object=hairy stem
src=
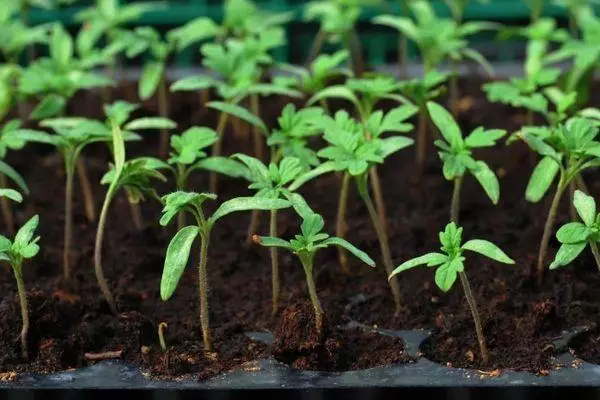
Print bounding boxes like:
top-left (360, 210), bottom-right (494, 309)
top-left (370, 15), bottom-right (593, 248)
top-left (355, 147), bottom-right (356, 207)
top-left (302, 258), bottom-right (324, 336)
top-left (305, 29), bottom-right (326, 67)
top-left (0, 174), bottom-right (14, 235)
top-left (199, 233), bottom-right (213, 352)
top-left (370, 166), bottom-right (389, 235)
top-left (590, 241), bottom-right (600, 273)
top-left (209, 111), bottom-right (230, 193)
top-left (359, 184), bottom-right (402, 314)
top-left (63, 164), bottom-right (74, 281)
top-left (13, 266), bottom-right (29, 360)
top-left (94, 188), bottom-right (119, 315)
top-left (537, 178), bottom-right (567, 277)
top-left (451, 175), bottom-right (464, 224)
top-left (416, 108), bottom-right (427, 171)
top-left (459, 270), bottom-right (488, 365)
top-left (77, 157), bottom-right (96, 222)
top-left (270, 210), bottom-right (280, 315)
top-left (158, 73), bottom-right (170, 159)
top-left (336, 173), bottom-right (351, 274)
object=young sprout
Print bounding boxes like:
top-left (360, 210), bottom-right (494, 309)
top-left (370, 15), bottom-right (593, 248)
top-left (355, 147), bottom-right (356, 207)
top-left (217, 0), bottom-right (292, 40)
top-left (158, 322), bottom-right (168, 351)
top-left (267, 105), bottom-right (326, 169)
top-left (374, 0), bottom-right (497, 117)
top-left (427, 102), bottom-right (506, 223)
top-left (95, 125), bottom-right (167, 315)
top-left (291, 109), bottom-right (415, 312)
top-left (166, 126), bottom-right (248, 229)
top-left (390, 222), bottom-right (514, 365)
top-left (304, 0), bottom-right (383, 75)
top-left (255, 211), bottom-right (375, 335)
top-left (0, 213), bottom-right (41, 360)
top-left (519, 117), bottom-right (600, 276)
top-left (550, 190), bottom-right (600, 271)
top-left (234, 154), bottom-right (307, 314)
top-left (159, 191), bottom-right (291, 352)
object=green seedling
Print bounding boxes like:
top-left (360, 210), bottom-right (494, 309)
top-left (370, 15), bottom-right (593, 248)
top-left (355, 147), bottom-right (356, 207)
top-left (427, 102), bottom-right (506, 223)
top-left (159, 191), bottom-right (291, 352)
top-left (374, 0), bottom-right (496, 117)
top-left (171, 38), bottom-right (300, 192)
top-left (550, 190), bottom-right (600, 271)
top-left (0, 213), bottom-right (41, 360)
top-left (483, 19), bottom-right (568, 125)
top-left (390, 222), bottom-right (514, 365)
top-left (0, 2), bottom-right (47, 65)
top-left (275, 50), bottom-right (352, 111)
top-left (95, 125), bottom-right (167, 315)
top-left (217, 0), bottom-right (292, 40)
top-left (291, 109), bottom-right (415, 312)
top-left (166, 126), bottom-right (248, 229)
top-left (255, 210), bottom-right (374, 335)
top-left (234, 154), bottom-right (307, 314)
top-left (518, 117), bottom-right (600, 276)
top-left (267, 104), bottom-right (326, 170)
top-left (304, 0), bottom-right (383, 75)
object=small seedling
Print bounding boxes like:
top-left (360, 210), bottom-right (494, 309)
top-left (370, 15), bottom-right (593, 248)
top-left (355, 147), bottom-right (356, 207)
top-left (291, 109), bottom-right (415, 312)
top-left (0, 214), bottom-right (41, 360)
top-left (427, 102), bottom-right (506, 223)
top-left (159, 191), bottom-right (291, 352)
top-left (234, 154), bottom-right (307, 313)
top-left (255, 211), bottom-right (375, 335)
top-left (519, 117), bottom-right (600, 276)
top-left (95, 125), bottom-right (167, 315)
top-left (390, 222), bottom-right (514, 365)
top-left (158, 322), bottom-right (168, 351)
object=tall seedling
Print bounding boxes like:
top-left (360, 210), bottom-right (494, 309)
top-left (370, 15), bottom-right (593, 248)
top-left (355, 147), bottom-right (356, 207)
top-left (159, 192), bottom-right (291, 352)
top-left (291, 110), bottom-right (415, 312)
top-left (427, 102), bottom-right (506, 223)
top-left (390, 222), bottom-right (514, 365)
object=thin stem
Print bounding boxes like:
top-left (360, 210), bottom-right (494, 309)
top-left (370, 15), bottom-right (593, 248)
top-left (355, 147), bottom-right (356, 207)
top-left (251, 94), bottom-right (264, 161)
top-left (459, 270), bottom-right (489, 365)
top-left (336, 172), bottom-right (351, 274)
top-left (451, 175), bottom-right (464, 224)
top-left (198, 232), bottom-right (213, 352)
top-left (246, 210), bottom-right (261, 244)
top-left (209, 111), bottom-right (230, 193)
top-left (94, 187), bottom-right (119, 315)
top-left (416, 108), bottom-right (427, 171)
top-left (158, 73), bottom-right (170, 159)
top-left (536, 177), bottom-right (567, 277)
top-left (305, 28), bottom-right (326, 67)
top-left (370, 166), bottom-right (389, 235)
top-left (77, 157), bottom-right (96, 222)
top-left (176, 165), bottom-right (187, 231)
top-left (63, 163), bottom-right (75, 281)
top-left (158, 322), bottom-right (168, 351)
top-left (270, 209), bottom-right (280, 315)
top-left (13, 265), bottom-right (29, 360)
top-left (301, 257), bottom-right (324, 336)
top-left (348, 29), bottom-right (365, 77)
top-left (359, 183), bottom-right (402, 314)
top-left (0, 174), bottom-right (14, 235)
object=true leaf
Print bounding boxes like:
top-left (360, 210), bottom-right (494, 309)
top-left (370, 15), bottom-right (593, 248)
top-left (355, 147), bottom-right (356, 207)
top-left (435, 258), bottom-right (463, 292)
top-left (427, 102), bottom-right (463, 148)
top-left (139, 61), bottom-right (165, 100)
top-left (574, 190), bottom-right (596, 227)
top-left (556, 222), bottom-right (590, 244)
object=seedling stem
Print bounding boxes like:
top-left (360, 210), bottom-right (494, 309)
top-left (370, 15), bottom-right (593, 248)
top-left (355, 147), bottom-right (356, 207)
top-left (13, 266), bottom-right (29, 360)
top-left (270, 209), bottom-right (280, 315)
top-left (458, 270), bottom-right (489, 365)
top-left (336, 172), bottom-right (351, 273)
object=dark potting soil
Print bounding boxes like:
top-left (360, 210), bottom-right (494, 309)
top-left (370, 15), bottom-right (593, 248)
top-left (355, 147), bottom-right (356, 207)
top-left (0, 77), bottom-right (599, 380)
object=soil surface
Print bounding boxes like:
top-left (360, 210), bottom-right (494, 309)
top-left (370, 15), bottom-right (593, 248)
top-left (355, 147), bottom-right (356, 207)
top-left (0, 78), bottom-right (599, 380)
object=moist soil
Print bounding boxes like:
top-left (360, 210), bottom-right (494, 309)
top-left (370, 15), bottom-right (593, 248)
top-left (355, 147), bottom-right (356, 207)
top-left (0, 77), bottom-right (600, 380)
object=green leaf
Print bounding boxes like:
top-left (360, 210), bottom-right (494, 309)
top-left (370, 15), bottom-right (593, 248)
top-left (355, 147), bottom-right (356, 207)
top-left (208, 102), bottom-right (267, 134)
top-left (289, 162), bottom-right (337, 191)
top-left (284, 192), bottom-right (314, 220)
top-left (0, 189), bottom-right (22, 203)
top-left (525, 156), bottom-right (560, 203)
top-left (307, 86), bottom-right (361, 110)
top-left (254, 236), bottom-right (293, 250)
top-left (372, 15), bottom-right (419, 41)
top-left (210, 197), bottom-right (291, 224)
top-left (549, 242), bottom-right (587, 270)
top-left (50, 24), bottom-right (73, 68)
top-left (0, 160), bottom-right (28, 195)
top-left (435, 258), bottom-right (463, 292)
top-left (30, 94), bottom-right (66, 120)
top-left (194, 157), bottom-right (249, 180)
top-left (390, 253), bottom-right (448, 279)
top-left (462, 48), bottom-right (495, 77)
top-left (462, 240), bottom-right (515, 264)
top-left (426, 102), bottom-right (463, 148)
top-left (124, 118), bottom-right (177, 131)
top-left (574, 190), bottom-right (596, 227)
top-left (322, 237), bottom-right (375, 267)
top-left (170, 75), bottom-right (216, 92)
top-left (14, 215), bottom-right (39, 251)
top-left (160, 226), bottom-right (199, 301)
top-left (470, 161), bottom-right (500, 204)
top-left (139, 61), bottom-right (165, 101)
top-left (465, 128), bottom-right (507, 148)
top-left (556, 222), bottom-right (590, 244)
top-left (112, 124), bottom-right (125, 175)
